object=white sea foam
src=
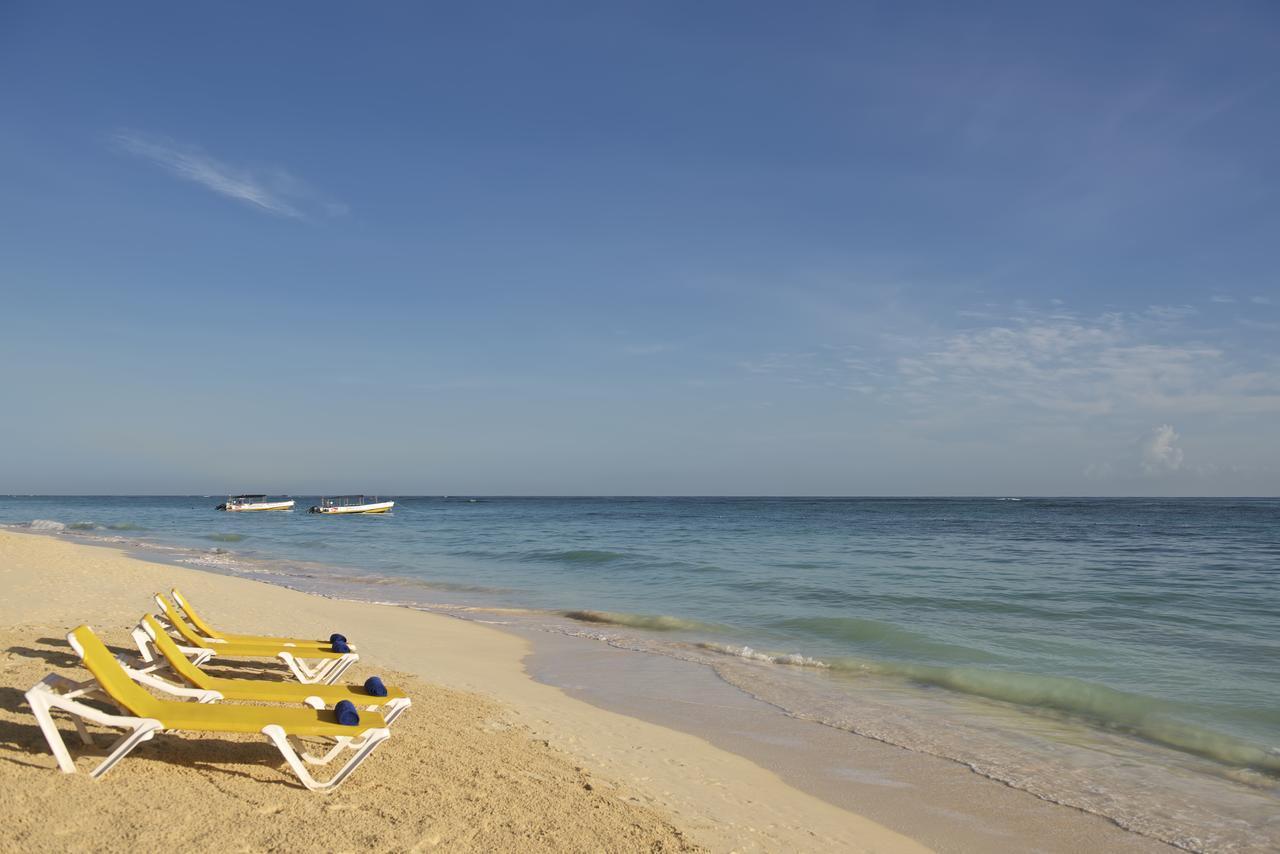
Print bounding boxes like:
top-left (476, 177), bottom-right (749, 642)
top-left (698, 642), bottom-right (830, 669)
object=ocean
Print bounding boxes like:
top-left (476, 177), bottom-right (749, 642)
top-left (3, 495), bottom-right (1278, 850)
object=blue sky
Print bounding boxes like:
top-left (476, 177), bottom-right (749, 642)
top-left (2, 2), bottom-right (1278, 495)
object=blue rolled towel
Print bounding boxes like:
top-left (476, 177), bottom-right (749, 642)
top-left (333, 699), bottom-right (360, 726)
top-left (332, 639), bottom-right (351, 653)
top-left (364, 676), bottom-right (388, 697)
top-left (329, 633), bottom-right (347, 644)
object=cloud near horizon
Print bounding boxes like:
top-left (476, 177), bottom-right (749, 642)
top-left (739, 301), bottom-right (1278, 488)
top-left (110, 130), bottom-right (344, 220)
top-left (743, 304), bottom-right (1280, 422)
top-left (1139, 424), bottom-right (1185, 476)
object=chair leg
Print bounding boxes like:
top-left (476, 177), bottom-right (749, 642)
top-left (25, 682), bottom-right (161, 778)
top-left (71, 714), bottom-right (96, 746)
top-left (90, 722), bottom-right (161, 779)
top-left (323, 655), bottom-right (358, 685)
top-left (131, 626), bottom-right (156, 663)
top-left (278, 653), bottom-right (358, 685)
top-left (380, 698), bottom-right (412, 726)
top-left (304, 653), bottom-right (358, 685)
top-left (262, 725), bottom-right (390, 791)
top-left (279, 653), bottom-right (321, 684)
top-left (301, 736), bottom-right (353, 765)
top-left (321, 730), bottom-right (388, 790)
top-left (25, 688), bottom-right (78, 773)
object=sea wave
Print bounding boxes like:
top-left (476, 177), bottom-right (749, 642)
top-left (319, 572), bottom-right (511, 595)
top-left (527, 549), bottom-right (629, 564)
top-left (699, 639), bottom-right (1280, 776)
top-left (770, 615), bottom-right (1007, 664)
top-left (563, 610), bottom-right (722, 633)
top-left (448, 546), bottom-right (632, 565)
top-left (177, 551), bottom-right (241, 569)
top-left (699, 642), bottom-right (831, 668)
top-left (204, 533), bottom-right (247, 543)
top-left (866, 661), bottom-right (1280, 776)
top-left (29, 519), bottom-right (66, 531)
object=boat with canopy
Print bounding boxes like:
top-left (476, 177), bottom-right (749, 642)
top-left (307, 495), bottom-right (395, 515)
top-left (216, 495), bottom-right (296, 512)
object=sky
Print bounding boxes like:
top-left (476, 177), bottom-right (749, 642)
top-left (1, 2), bottom-right (1278, 495)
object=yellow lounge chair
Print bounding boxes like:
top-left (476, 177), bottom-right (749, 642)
top-left (132, 615), bottom-right (410, 719)
top-left (149, 594), bottom-right (357, 685)
top-left (170, 587), bottom-right (355, 652)
top-left (25, 626), bottom-right (390, 791)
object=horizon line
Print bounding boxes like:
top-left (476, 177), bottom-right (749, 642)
top-left (4, 494), bottom-right (1277, 500)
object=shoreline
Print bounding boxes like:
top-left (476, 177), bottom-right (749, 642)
top-left (34, 517), bottom-right (1261, 851)
top-left (521, 631), bottom-right (1182, 853)
top-left (0, 527), bottom-right (1198, 852)
top-left (0, 528), bottom-right (928, 852)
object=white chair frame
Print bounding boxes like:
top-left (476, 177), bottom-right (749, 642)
top-left (26, 650), bottom-right (390, 791)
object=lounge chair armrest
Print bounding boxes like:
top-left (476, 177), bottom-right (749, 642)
top-left (118, 660), bottom-right (220, 702)
top-left (131, 624), bottom-right (156, 663)
top-left (35, 672), bottom-right (101, 699)
top-left (29, 682), bottom-right (155, 730)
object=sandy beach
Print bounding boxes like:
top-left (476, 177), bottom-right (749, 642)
top-left (0, 529), bottom-right (937, 853)
top-left (6, 4), bottom-right (1277, 850)
top-left (7, 4), bottom-right (1277, 850)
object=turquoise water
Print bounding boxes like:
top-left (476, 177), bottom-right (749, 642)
top-left (4, 496), bottom-right (1279, 848)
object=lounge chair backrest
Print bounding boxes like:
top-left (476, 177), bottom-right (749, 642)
top-left (142, 615), bottom-right (213, 689)
top-left (155, 593), bottom-right (212, 649)
top-left (68, 626), bottom-right (161, 718)
top-left (170, 588), bottom-right (224, 640)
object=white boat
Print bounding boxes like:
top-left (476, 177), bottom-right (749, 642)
top-left (216, 494), bottom-right (295, 512)
top-left (308, 495), bottom-right (395, 515)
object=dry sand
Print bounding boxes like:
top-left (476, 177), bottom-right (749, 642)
top-left (0, 530), bottom-right (928, 853)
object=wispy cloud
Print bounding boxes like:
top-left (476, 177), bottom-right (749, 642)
top-left (741, 304), bottom-right (1280, 419)
top-left (893, 308), bottom-right (1280, 418)
top-left (110, 130), bottom-right (343, 220)
top-left (739, 346), bottom-right (884, 395)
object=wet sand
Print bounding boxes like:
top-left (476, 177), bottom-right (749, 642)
top-left (525, 631), bottom-right (1174, 853)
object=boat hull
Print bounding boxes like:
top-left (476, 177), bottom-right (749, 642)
top-left (217, 500), bottom-right (295, 512)
top-left (308, 501), bottom-right (395, 515)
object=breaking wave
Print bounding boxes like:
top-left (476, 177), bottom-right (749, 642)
top-left (563, 610), bottom-right (722, 633)
top-left (770, 616), bottom-right (1006, 664)
top-left (52, 520), bottom-right (148, 532)
top-left (698, 642), bottom-right (831, 668)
